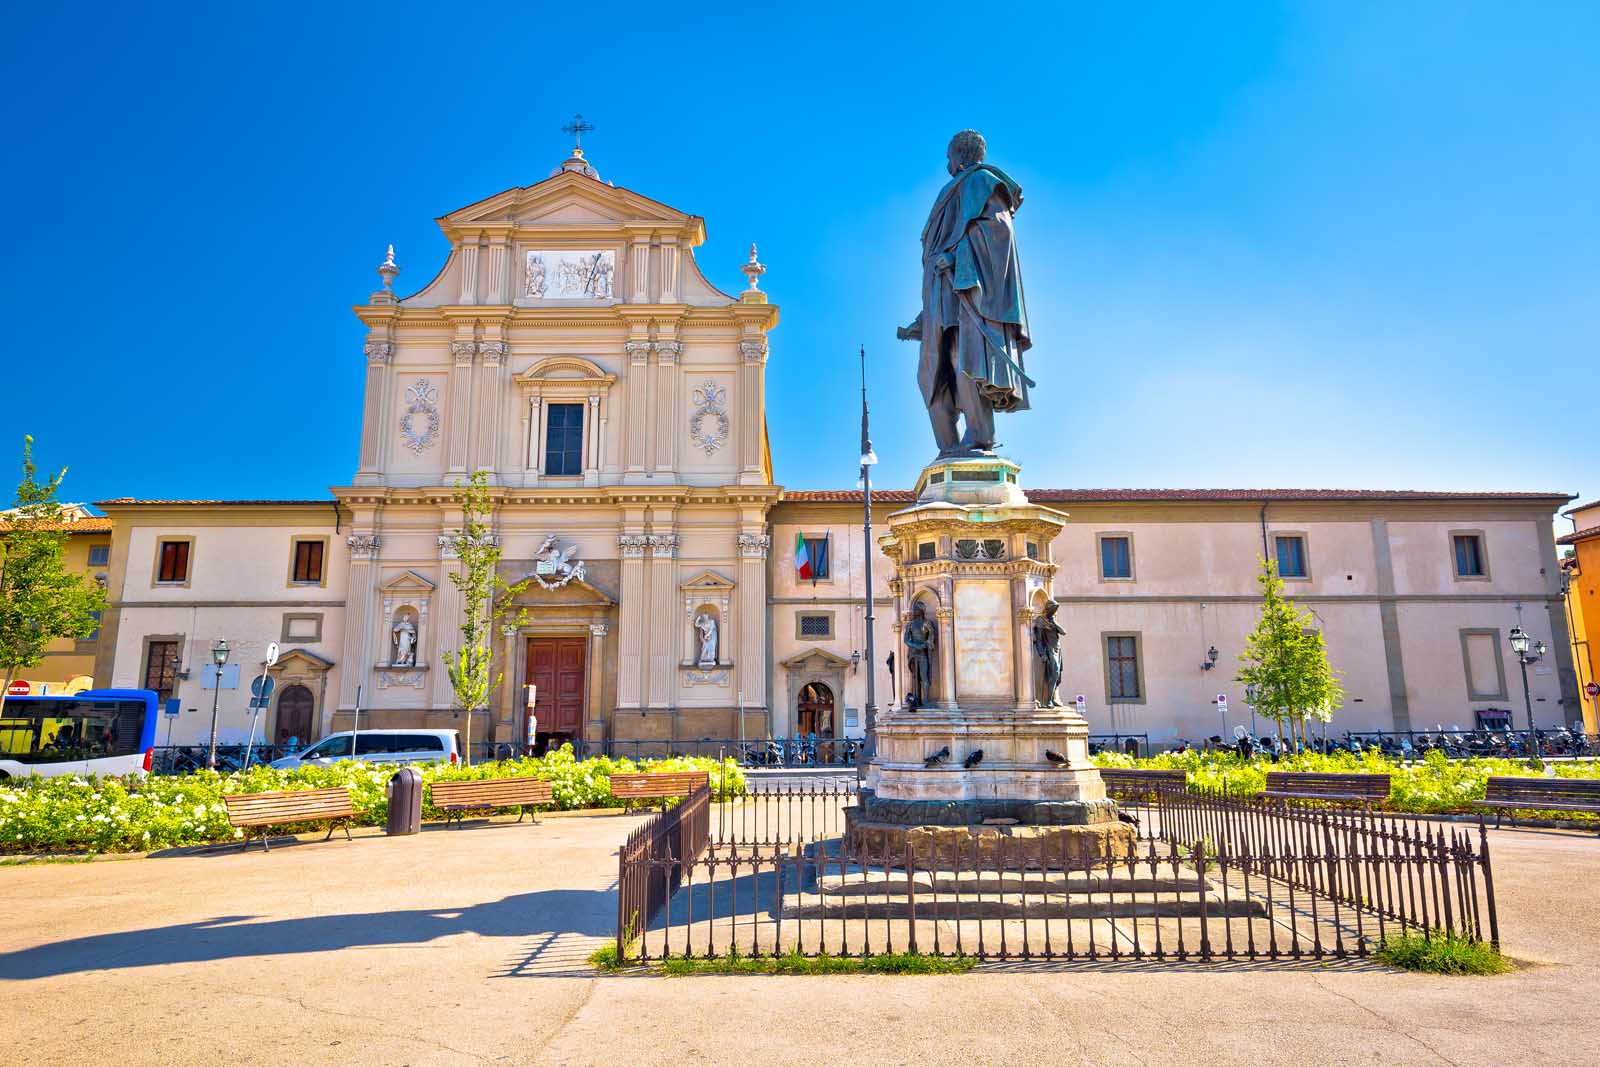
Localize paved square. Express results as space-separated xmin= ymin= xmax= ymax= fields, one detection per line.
xmin=3 ymin=813 xmax=1597 ymax=1066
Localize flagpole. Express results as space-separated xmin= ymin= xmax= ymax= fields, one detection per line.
xmin=859 ymin=345 xmax=878 ymax=761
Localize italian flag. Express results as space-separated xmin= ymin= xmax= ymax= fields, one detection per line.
xmin=795 ymin=532 xmax=813 ymax=580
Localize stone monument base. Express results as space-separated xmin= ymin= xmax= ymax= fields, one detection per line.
xmin=845 ymin=790 xmax=1137 ymax=867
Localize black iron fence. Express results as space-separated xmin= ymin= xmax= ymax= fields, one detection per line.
xmin=617 ymin=783 xmax=711 ymax=954
xmin=149 ymin=744 xmax=292 ymax=775
xmin=615 ymin=780 xmax=1499 ymax=964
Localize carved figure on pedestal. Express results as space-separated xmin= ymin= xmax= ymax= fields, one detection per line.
xmin=391 ymin=612 xmax=417 ymax=667
xmin=694 ymin=611 xmax=719 ymax=668
xmin=897 ymin=129 xmax=1033 ymax=458
xmin=1031 ymin=599 xmax=1064 ymax=708
xmin=903 ymin=602 xmax=938 ymax=709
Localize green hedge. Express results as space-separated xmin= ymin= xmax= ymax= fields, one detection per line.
xmin=0 ymin=744 xmax=744 ymax=854
xmin=1092 ymin=747 xmax=1600 ymax=815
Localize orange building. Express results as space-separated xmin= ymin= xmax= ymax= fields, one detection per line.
xmin=0 ymin=503 xmax=111 ymax=694
xmin=1559 ymin=498 xmax=1600 ymax=733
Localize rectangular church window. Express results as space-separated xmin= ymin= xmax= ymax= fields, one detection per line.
xmin=1106 ymin=635 xmax=1142 ymax=700
xmin=544 ymin=403 xmax=584 ymax=476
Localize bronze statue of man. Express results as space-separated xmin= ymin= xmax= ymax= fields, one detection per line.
xmin=897 ymin=129 xmax=1033 ymax=457
xmin=903 ymin=601 xmax=937 ymax=709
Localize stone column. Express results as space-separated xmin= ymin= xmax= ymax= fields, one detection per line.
xmin=586 ymin=622 xmax=609 ymax=742
xmin=472 ymin=340 xmax=506 ymax=480
xmin=446 ymin=338 xmax=476 ymax=475
xmin=356 ymin=341 xmax=392 ymax=481
xmin=647 ymin=532 xmax=679 ymax=714
xmin=658 ymin=238 xmax=680 ymax=303
xmin=653 ymin=339 xmax=681 ymax=476
xmin=629 ymin=236 xmax=651 ymax=303
xmin=936 ymin=607 xmax=957 ymax=709
xmin=616 ymin=532 xmax=649 ymax=714
xmin=623 ymin=338 xmax=652 ymax=479
xmin=340 ymin=533 xmax=381 ymax=712
xmin=738 ymin=337 xmax=767 ymax=481
xmin=458 ymin=239 xmax=480 ymax=304
xmin=736 ymin=531 xmax=771 ymax=728
xmin=1014 ymin=605 xmax=1038 ymax=709
xmin=433 ymin=533 xmax=464 ymax=711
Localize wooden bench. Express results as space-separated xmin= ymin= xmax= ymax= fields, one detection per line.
xmin=429 ymin=777 xmax=554 ymax=829
xmin=1261 ymin=771 xmax=1391 ymax=806
xmin=610 ymin=771 xmax=710 ymax=813
xmin=1098 ymin=767 xmax=1186 ymax=799
xmin=223 ymin=787 xmax=358 ymax=852
xmin=1474 ymin=776 xmax=1600 ymax=829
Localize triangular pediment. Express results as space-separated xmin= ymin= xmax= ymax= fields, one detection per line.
xmin=441 ymin=170 xmax=697 ymax=234
xmin=780 ymin=649 xmax=852 ymax=670
xmin=381 ymin=570 xmax=436 ymax=594
xmin=680 ymin=570 xmax=735 ymax=594
xmin=270 ymin=648 xmax=335 ymax=673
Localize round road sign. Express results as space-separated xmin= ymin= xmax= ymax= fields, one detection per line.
xmin=6 ymin=680 xmax=30 ymax=696
xmin=1586 ymin=681 xmax=1600 ymax=699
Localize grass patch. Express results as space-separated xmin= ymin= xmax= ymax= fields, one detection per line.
xmin=588 ymin=942 xmax=626 ymax=972
xmin=1376 ymin=934 xmax=1510 ymax=976
xmin=658 ymin=950 xmax=976 ymax=977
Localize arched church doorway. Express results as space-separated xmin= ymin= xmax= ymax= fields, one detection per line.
xmin=797 ymin=682 xmax=835 ymax=737
xmin=275 ymin=684 xmax=315 ymax=749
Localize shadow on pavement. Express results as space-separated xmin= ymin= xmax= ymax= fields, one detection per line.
xmin=0 ymin=889 xmax=614 ymax=979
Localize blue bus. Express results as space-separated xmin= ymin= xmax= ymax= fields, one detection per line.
xmin=0 ymin=688 xmax=159 ymax=778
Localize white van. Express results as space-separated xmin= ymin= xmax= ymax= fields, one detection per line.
xmin=269 ymin=729 xmax=461 ymax=769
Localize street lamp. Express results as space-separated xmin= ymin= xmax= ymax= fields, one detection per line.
xmin=1244 ymin=683 xmax=1259 ymax=737
xmin=206 ymin=638 xmax=230 ymax=770
xmin=1507 ymin=626 xmax=1545 ymax=758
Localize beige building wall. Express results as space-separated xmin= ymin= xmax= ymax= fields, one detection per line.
xmin=771 ymin=491 xmax=1576 ymax=744
xmin=94 ymin=502 xmax=348 ymax=747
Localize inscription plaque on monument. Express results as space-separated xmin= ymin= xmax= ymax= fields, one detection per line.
xmin=953 ymin=581 xmax=1013 ymax=702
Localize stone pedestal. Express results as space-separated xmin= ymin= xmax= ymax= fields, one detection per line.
xmin=859 ymin=455 xmax=1135 ymax=863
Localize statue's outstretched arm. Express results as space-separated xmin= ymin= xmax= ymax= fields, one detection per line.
xmin=896 ymin=311 xmax=923 ymax=341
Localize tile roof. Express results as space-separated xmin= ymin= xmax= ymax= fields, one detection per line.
xmin=1564 ymin=498 xmax=1600 ymax=517
xmin=781 ymin=488 xmax=1575 ymax=505
xmin=1558 ymin=527 xmax=1600 ymax=547
xmin=0 ymin=516 xmax=114 ymax=533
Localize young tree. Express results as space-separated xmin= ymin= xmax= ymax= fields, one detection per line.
xmin=441 ymin=472 xmax=530 ymax=764
xmin=0 ymin=437 xmax=108 ymax=713
xmin=1236 ymin=556 xmax=1344 ymax=748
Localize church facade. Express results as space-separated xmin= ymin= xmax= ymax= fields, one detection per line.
xmin=93 ymin=152 xmax=1582 ymax=751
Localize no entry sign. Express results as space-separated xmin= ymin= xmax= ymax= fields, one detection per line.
xmin=6 ymin=680 xmax=30 ymax=696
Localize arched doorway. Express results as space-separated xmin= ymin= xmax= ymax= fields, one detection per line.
xmin=275 ymin=685 xmax=315 ymax=749
xmin=797 ymin=682 xmax=835 ymax=737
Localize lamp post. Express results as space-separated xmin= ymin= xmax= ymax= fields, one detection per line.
xmin=206 ymin=638 xmax=230 ymax=770
xmin=1507 ymin=626 xmax=1547 ymax=758
xmin=858 ymin=346 xmax=879 ymax=761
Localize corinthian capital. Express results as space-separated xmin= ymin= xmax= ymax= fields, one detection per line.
xmin=618 ymin=534 xmax=650 ymax=559
xmin=364 ymin=341 xmax=393 ymax=365
xmin=648 ymin=533 xmax=680 ymax=559
xmin=739 ymin=338 xmax=768 ymax=363
xmin=346 ymin=533 xmax=382 ymax=559
xmin=451 ymin=340 xmax=477 ymax=366
xmin=654 ymin=340 xmax=682 ymax=363
xmin=477 ymin=340 xmax=507 ymax=365
xmin=624 ymin=339 xmax=653 ymax=364
xmin=737 ymin=532 xmax=771 ymax=559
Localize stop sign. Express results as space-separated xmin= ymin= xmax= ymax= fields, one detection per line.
xmin=1586 ymin=681 xmax=1600 ymax=699
xmin=6 ymin=680 xmax=30 ymax=696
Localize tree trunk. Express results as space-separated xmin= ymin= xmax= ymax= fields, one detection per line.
xmin=0 ymin=665 xmax=12 ymax=718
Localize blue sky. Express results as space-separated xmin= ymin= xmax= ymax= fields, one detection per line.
xmin=2 ymin=3 xmax=1594 ymax=514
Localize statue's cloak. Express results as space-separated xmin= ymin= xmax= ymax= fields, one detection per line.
xmin=917 ymin=162 xmax=1033 ymax=413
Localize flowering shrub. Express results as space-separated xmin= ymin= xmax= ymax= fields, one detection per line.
xmin=0 ymin=745 xmax=744 ymax=854
xmin=1093 ymin=747 xmax=1600 ymax=815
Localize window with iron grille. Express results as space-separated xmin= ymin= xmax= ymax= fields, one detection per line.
xmin=1106 ymin=635 xmax=1141 ymax=700
xmin=144 ymin=640 xmax=180 ymax=704
xmin=156 ymin=541 xmax=189 ymax=583
xmin=798 ymin=613 xmax=833 ymax=639
xmin=291 ymin=539 xmax=324 ymax=583
xmin=544 ymin=403 xmax=584 ymax=476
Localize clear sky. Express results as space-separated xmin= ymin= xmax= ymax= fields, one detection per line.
xmin=2 ymin=3 xmax=1594 ymax=516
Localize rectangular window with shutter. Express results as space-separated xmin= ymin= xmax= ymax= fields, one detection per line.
xmin=156 ymin=541 xmax=190 ymax=584
xmin=1099 ymin=534 xmax=1133 ymax=580
xmin=291 ymin=539 xmax=325 ymax=584
xmin=1274 ymin=535 xmax=1308 ymax=579
xmin=1452 ymin=533 xmax=1487 ymax=578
